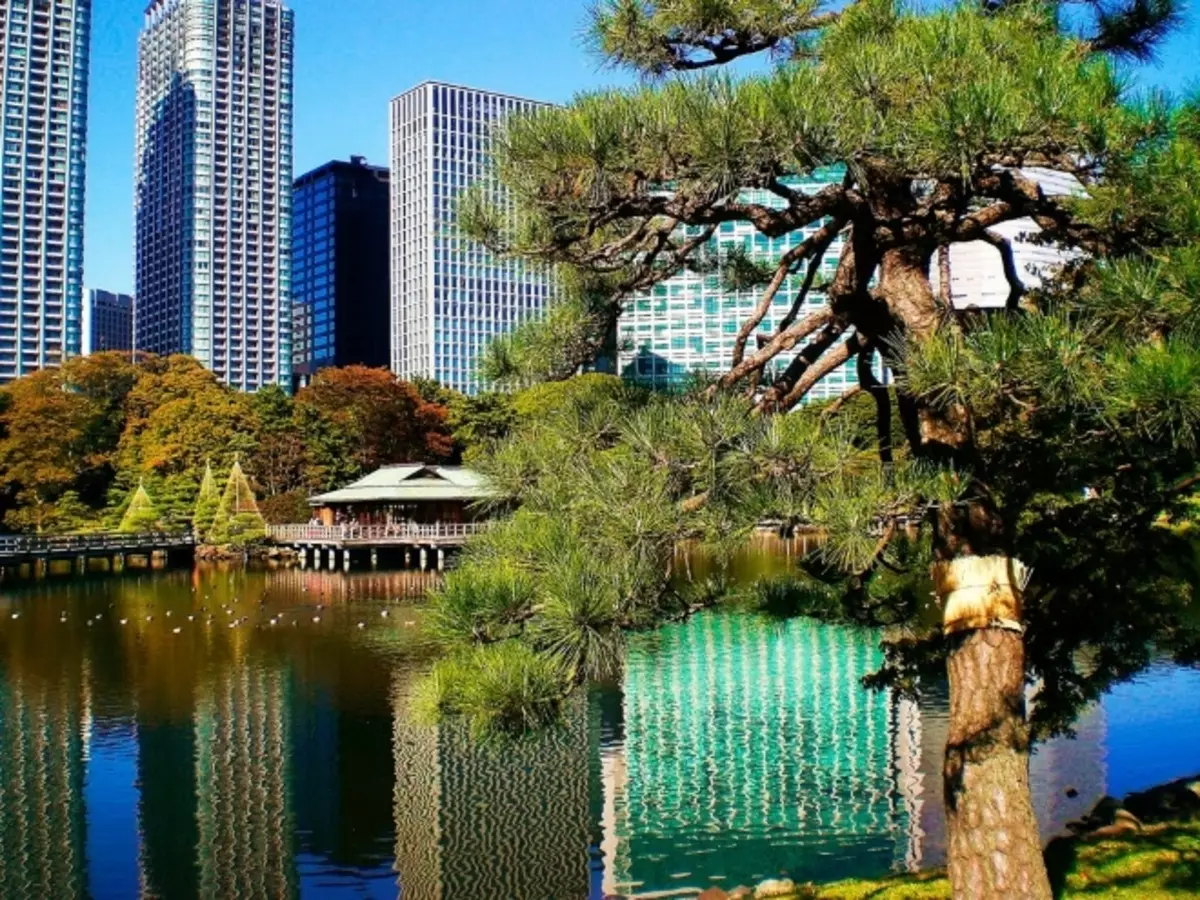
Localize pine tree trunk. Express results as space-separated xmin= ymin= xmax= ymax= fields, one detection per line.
xmin=876 ymin=246 xmax=1052 ymax=898
xmin=936 ymin=557 xmax=1052 ymax=900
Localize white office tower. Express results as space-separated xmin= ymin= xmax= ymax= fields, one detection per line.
xmin=0 ymin=0 xmax=91 ymax=382
xmin=389 ymin=82 xmax=554 ymax=394
xmin=135 ymin=0 xmax=294 ymax=390
xmin=937 ymin=168 xmax=1082 ymax=308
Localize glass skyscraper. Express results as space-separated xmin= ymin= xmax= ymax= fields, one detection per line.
xmin=389 ymin=82 xmax=554 ymax=395
xmin=0 ymin=0 xmax=90 ymax=383
xmin=135 ymin=0 xmax=294 ymax=391
xmin=87 ymin=288 xmax=133 ymax=354
xmin=292 ymin=156 xmax=390 ymax=388
xmin=617 ymin=169 xmax=869 ymax=400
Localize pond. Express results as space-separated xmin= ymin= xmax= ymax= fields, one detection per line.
xmin=0 ymin=564 xmax=1198 ymax=899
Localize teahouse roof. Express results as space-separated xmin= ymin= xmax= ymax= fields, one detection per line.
xmin=309 ymin=465 xmax=493 ymax=506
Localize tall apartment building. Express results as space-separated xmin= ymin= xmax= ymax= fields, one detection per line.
xmin=617 ymin=169 xmax=867 ymax=400
xmin=86 ymin=288 xmax=133 ymax=354
xmin=135 ymin=0 xmax=294 ymax=391
xmin=292 ymin=156 xmax=390 ymax=388
xmin=390 ymin=82 xmax=554 ymax=395
xmin=0 ymin=0 xmax=90 ymax=383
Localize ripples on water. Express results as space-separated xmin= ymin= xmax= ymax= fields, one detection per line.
xmin=0 ymin=565 xmax=1197 ymax=899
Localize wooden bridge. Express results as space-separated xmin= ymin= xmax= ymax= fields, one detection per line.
xmin=268 ymin=523 xmax=487 ymax=570
xmin=0 ymin=532 xmax=195 ymax=576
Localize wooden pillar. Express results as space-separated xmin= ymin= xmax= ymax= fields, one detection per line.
xmin=327 ymin=547 xmax=336 ymax=571
xmin=342 ymin=549 xmax=351 ymax=572
xmin=370 ymin=548 xmax=378 ymax=570
xmin=34 ymin=557 xmax=48 ymax=579
xmin=113 ymin=554 xmax=125 ymax=573
xmin=419 ymin=547 xmax=428 ymax=571
xmin=75 ymin=554 xmax=87 ymax=575
xmin=299 ymin=546 xmax=308 ymax=568
xmin=436 ymin=547 xmax=444 ymax=571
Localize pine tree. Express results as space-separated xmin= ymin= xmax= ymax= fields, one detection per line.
xmin=207 ymin=460 xmax=267 ymax=547
xmin=193 ymin=462 xmax=220 ymax=539
xmin=118 ymin=482 xmax=160 ymax=534
xmin=450 ymin=2 xmax=1200 ymax=897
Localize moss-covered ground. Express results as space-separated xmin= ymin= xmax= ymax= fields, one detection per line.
xmin=807 ymin=820 xmax=1200 ymax=899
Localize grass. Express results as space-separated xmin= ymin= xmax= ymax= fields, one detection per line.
xmin=801 ymin=820 xmax=1200 ymax=899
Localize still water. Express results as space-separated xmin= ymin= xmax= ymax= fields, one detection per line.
xmin=0 ymin=564 xmax=1198 ymax=899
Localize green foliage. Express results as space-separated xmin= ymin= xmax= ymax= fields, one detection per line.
xmin=426 ymin=563 xmax=537 ymax=646
xmin=414 ymin=642 xmax=569 ymax=737
xmin=192 ymin=463 xmax=220 ymax=537
xmin=206 ymin=461 xmax=267 ymax=547
xmin=446 ymin=392 xmax=518 ymax=460
xmin=257 ymin=489 xmax=312 ymax=526
xmin=118 ymin=483 xmax=160 ymax=534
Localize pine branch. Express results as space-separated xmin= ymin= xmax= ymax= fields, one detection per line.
xmin=730 ymin=216 xmax=845 ymax=367
xmin=779 ymin=331 xmax=866 ymax=410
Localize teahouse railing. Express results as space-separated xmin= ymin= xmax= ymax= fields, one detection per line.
xmin=268 ymin=522 xmax=489 ymax=544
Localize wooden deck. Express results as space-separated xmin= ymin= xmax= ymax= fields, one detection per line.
xmin=268 ymin=522 xmax=487 ymax=549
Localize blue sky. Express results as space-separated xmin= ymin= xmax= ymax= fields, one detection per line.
xmin=85 ymin=0 xmax=1200 ymax=295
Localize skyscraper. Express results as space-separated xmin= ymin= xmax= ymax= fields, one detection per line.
xmin=135 ymin=0 xmax=294 ymax=391
xmin=292 ymin=156 xmax=390 ymax=388
xmin=389 ymin=82 xmax=554 ymax=395
xmin=87 ymin=288 xmax=133 ymax=354
xmin=0 ymin=0 xmax=91 ymax=383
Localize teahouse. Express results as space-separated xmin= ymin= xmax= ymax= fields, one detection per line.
xmin=308 ymin=465 xmax=492 ymax=527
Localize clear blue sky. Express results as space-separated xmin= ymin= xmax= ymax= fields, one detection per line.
xmin=84 ymin=0 xmax=1200 ymax=295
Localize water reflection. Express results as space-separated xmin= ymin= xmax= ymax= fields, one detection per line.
xmin=0 ymin=566 xmax=1196 ymax=899
xmin=0 ymin=666 xmax=88 ymax=899
xmin=393 ymin=683 xmax=596 ymax=900
xmin=601 ymin=616 xmax=914 ymax=893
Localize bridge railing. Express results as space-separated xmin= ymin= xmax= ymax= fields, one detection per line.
xmin=0 ymin=532 xmax=195 ymax=558
xmin=268 ymin=522 xmax=489 ymax=544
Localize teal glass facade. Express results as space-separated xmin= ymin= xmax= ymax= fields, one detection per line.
xmin=0 ymin=0 xmax=90 ymax=382
xmin=617 ymin=170 xmax=876 ymax=399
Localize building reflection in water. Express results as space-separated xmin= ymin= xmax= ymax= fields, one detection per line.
xmin=0 ymin=666 xmax=89 ymax=900
xmin=194 ymin=666 xmax=297 ymax=898
xmin=391 ymin=676 xmax=597 ymax=900
xmin=0 ymin=567 xmax=1153 ymax=900
xmin=598 ymin=614 xmax=918 ymax=894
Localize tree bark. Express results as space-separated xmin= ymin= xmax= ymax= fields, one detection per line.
xmin=872 ymin=218 xmax=1051 ymax=900
xmin=944 ymin=624 xmax=1051 ymax=900
xmin=934 ymin=554 xmax=1052 ymax=900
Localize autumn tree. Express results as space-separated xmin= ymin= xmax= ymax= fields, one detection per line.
xmin=294 ymin=366 xmax=454 ymax=490
xmin=0 ymin=353 xmax=140 ymax=532
xmin=117 ymin=355 xmax=259 ymax=485
xmin=449 ymin=1 xmax=1200 ymax=897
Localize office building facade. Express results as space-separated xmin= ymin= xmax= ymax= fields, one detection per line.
xmin=617 ymin=170 xmax=865 ymax=400
xmin=87 ymin=288 xmax=133 ymax=353
xmin=0 ymin=0 xmax=90 ymax=383
xmin=389 ymin=82 xmax=554 ymax=394
xmin=935 ymin=167 xmax=1080 ymax=309
xmin=135 ymin=0 xmax=294 ymax=391
xmin=292 ymin=156 xmax=389 ymax=387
